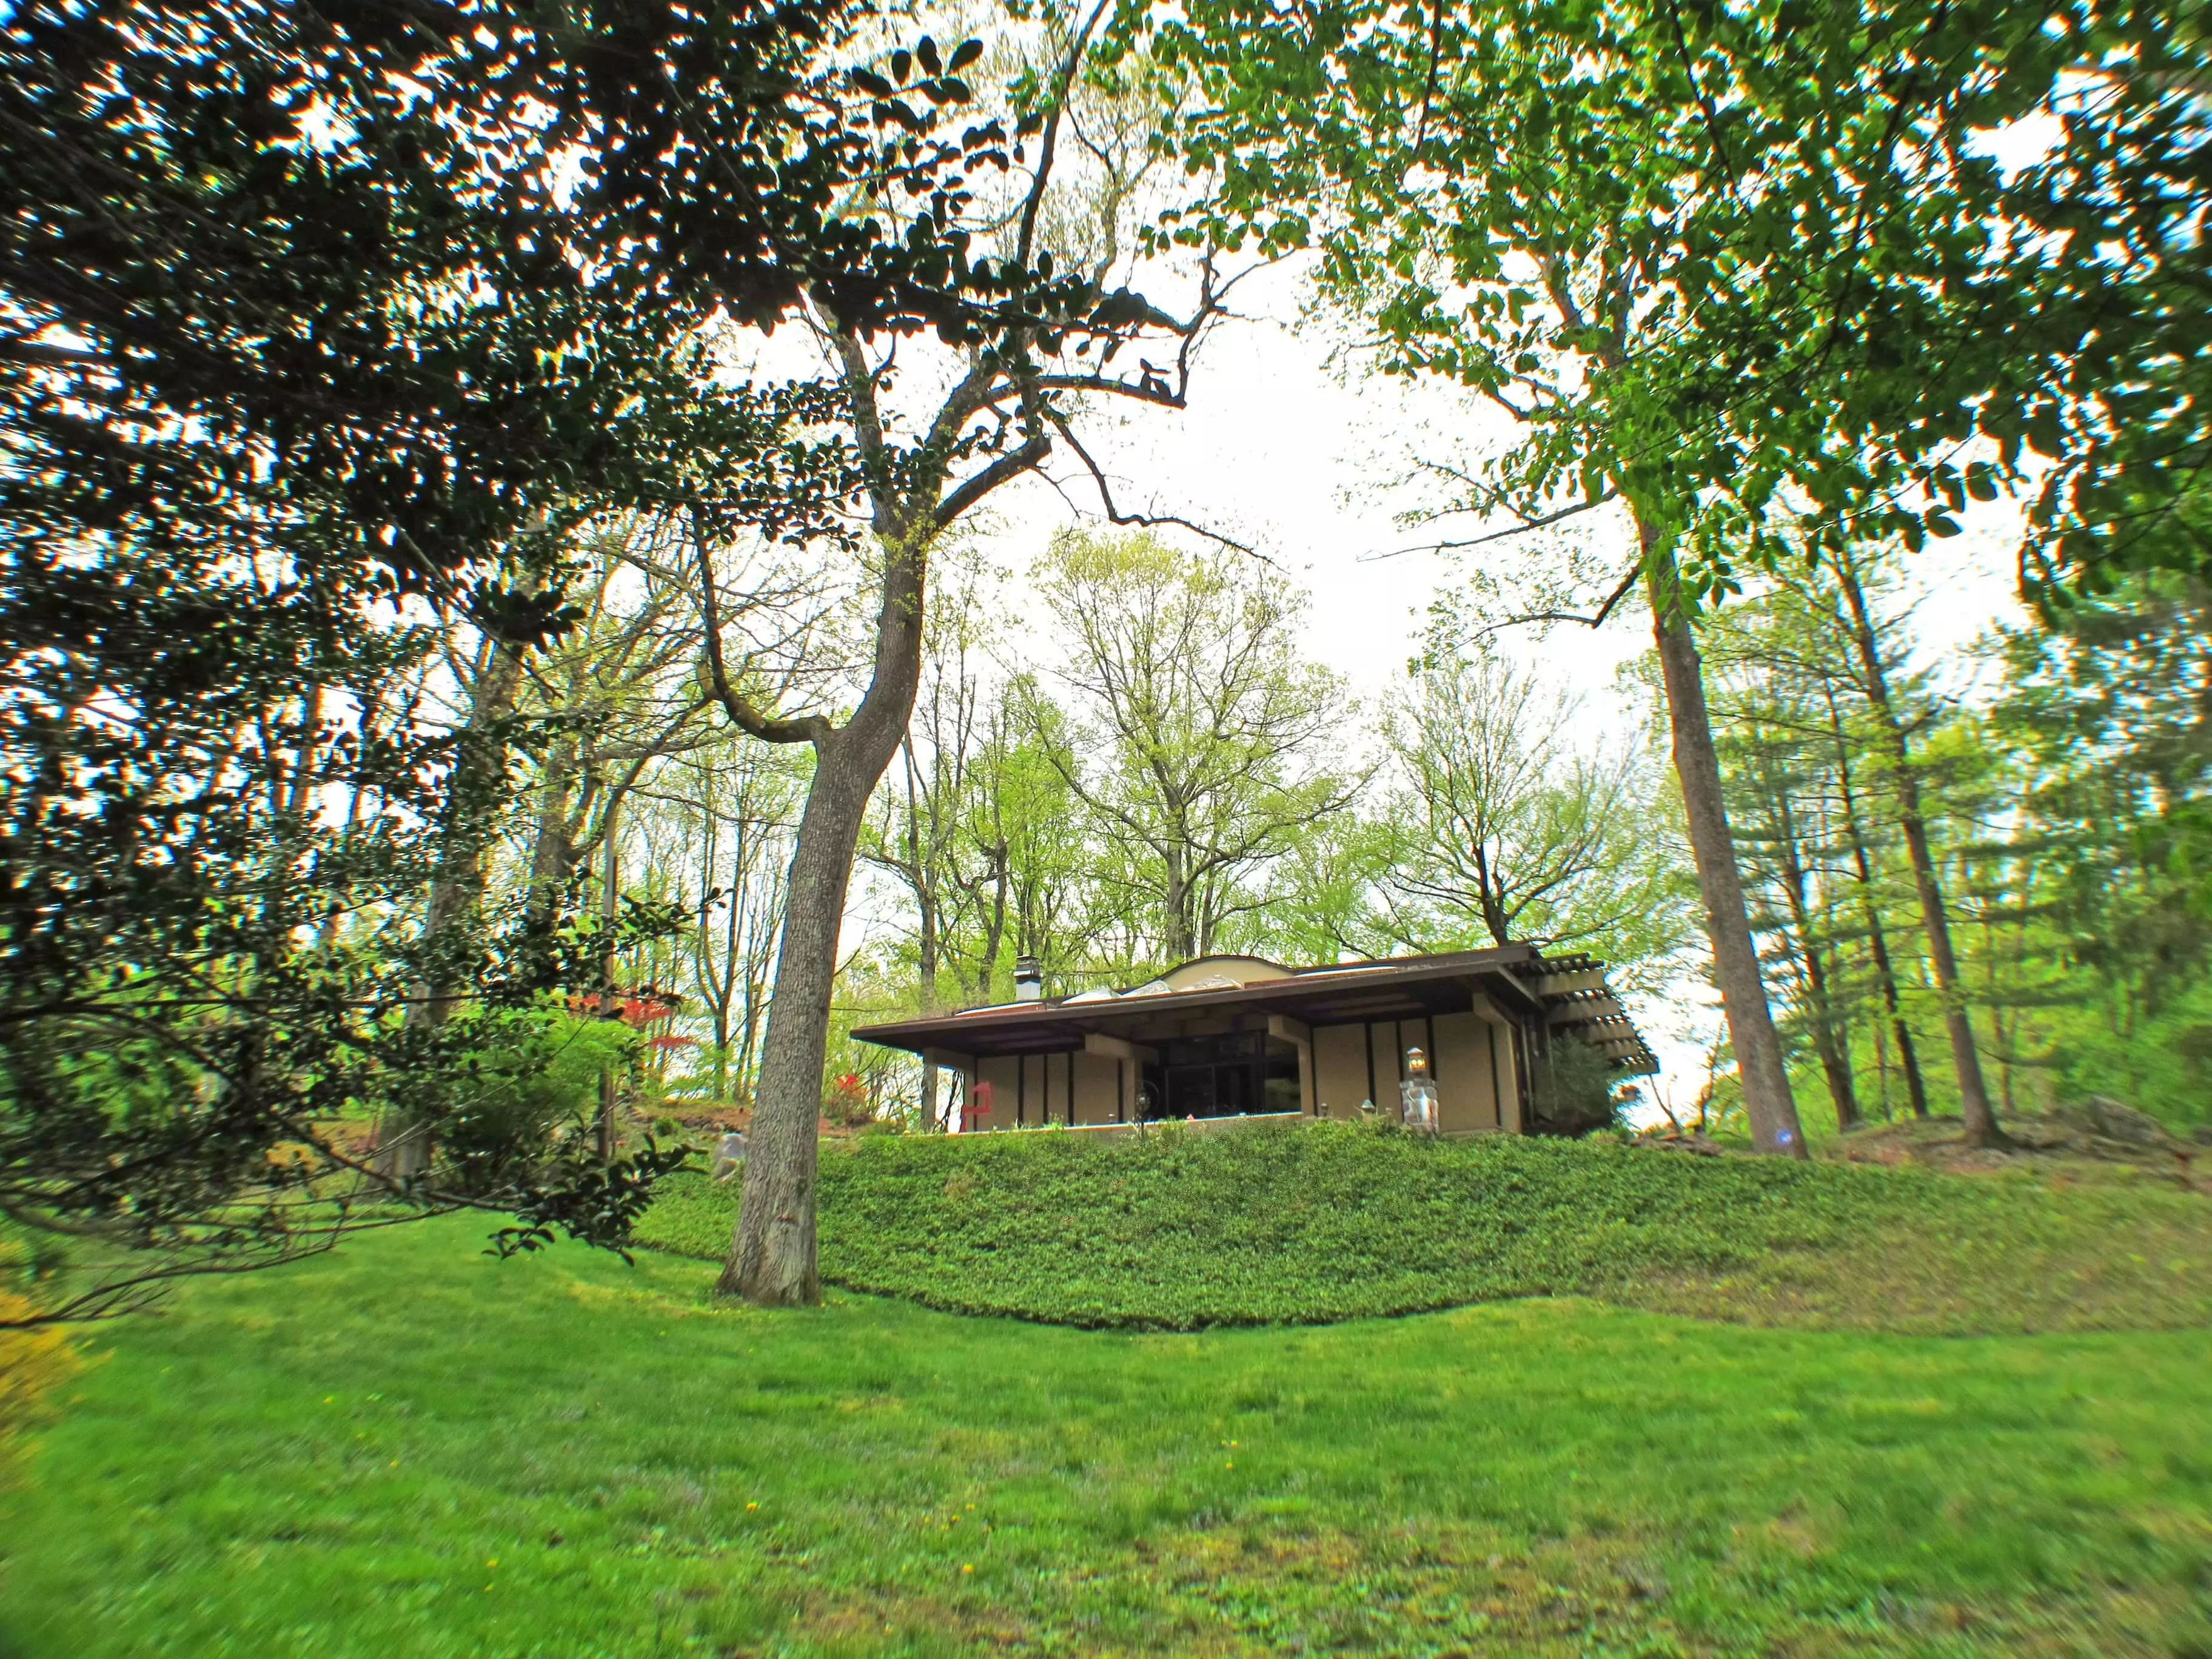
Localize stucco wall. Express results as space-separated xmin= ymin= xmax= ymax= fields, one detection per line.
xmin=1072 ymin=1051 xmax=1123 ymax=1124
xmin=973 ymin=1053 xmax=1017 ymax=1130
xmin=1312 ymin=1022 xmax=1369 ymax=1116
xmin=1432 ymin=1010 xmax=1502 ymax=1133
xmin=1309 ymin=1013 xmax=1517 ymax=1133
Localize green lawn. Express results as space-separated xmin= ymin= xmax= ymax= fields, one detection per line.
xmin=4 ymin=1212 xmax=2210 ymax=1657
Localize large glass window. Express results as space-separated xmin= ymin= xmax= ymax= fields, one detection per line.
xmin=1146 ymin=1033 xmax=1301 ymax=1119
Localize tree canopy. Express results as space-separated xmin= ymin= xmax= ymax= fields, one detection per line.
xmin=1143 ymin=0 xmax=2211 ymax=596
xmin=0 ymin=0 xmax=1103 ymax=1316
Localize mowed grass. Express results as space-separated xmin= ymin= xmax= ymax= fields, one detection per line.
xmin=643 ymin=1122 xmax=2212 ymax=1333
xmin=4 ymin=1214 xmax=2211 ymax=1657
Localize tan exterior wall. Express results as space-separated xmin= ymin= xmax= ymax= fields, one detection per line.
xmin=1312 ymin=1022 xmax=1368 ymax=1116
xmin=1432 ymin=1010 xmax=1501 ymax=1133
xmin=1381 ymin=1020 xmax=1412 ymax=1094
xmin=1307 ymin=1013 xmax=1527 ymax=1131
xmin=1072 ymin=1051 xmax=1122 ymax=1124
xmin=1469 ymin=994 xmax=1524 ymax=1132
xmin=1315 ymin=1019 xmax=1433 ymax=1116
xmin=974 ymin=1054 xmax=1018 ymax=1130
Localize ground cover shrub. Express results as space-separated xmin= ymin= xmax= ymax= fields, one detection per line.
xmin=634 ymin=1119 xmax=2212 ymax=1333
xmin=441 ymin=1007 xmax=636 ymax=1194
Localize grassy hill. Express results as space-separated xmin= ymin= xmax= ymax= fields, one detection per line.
xmin=637 ymin=1119 xmax=2212 ymax=1335
xmin=5 ymin=1132 xmax=2210 ymax=1655
xmin=5 ymin=1215 xmax=2211 ymax=1657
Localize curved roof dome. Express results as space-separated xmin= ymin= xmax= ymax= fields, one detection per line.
xmin=1151 ymin=954 xmax=1295 ymax=992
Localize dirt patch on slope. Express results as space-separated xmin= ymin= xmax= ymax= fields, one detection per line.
xmin=1827 ymin=1099 xmax=2211 ymax=1192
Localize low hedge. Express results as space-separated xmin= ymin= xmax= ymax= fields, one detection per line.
xmin=634 ymin=1119 xmax=2212 ymax=1332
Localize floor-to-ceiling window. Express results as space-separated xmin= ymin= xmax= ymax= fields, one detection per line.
xmin=1147 ymin=1032 xmax=1302 ymax=1119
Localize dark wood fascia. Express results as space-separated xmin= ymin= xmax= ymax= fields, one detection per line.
xmin=856 ymin=951 xmax=1561 ymax=1057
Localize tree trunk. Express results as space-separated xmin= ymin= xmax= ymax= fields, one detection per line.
xmin=1163 ymin=845 xmax=1195 ymax=962
xmin=375 ymin=634 xmax=529 ymax=1181
xmin=526 ymin=733 xmax=580 ymax=930
xmin=1643 ymin=531 xmax=1806 ymax=1156
xmin=1832 ymin=557 xmax=2001 ymax=1147
xmin=1894 ymin=803 xmax=1999 ymax=1142
xmin=1826 ymin=693 xmax=1930 ymax=1117
xmin=718 ymin=515 xmax=931 ymax=1304
xmin=698 ymin=797 xmax=736 ymax=1104
xmin=1472 ymin=843 xmax=1511 ymax=946
xmin=526 ymin=656 xmax=589 ymax=928
xmin=917 ymin=911 xmax=942 ymax=1128
xmin=595 ymin=793 xmax=620 ymax=1164
xmin=717 ymin=723 xmax=899 ymax=1302
xmin=1773 ymin=821 xmax=1861 ymax=1130
xmin=978 ymin=842 xmax=1010 ymax=1001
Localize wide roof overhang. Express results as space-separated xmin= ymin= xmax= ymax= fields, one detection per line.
xmin=855 ymin=945 xmax=1578 ymax=1061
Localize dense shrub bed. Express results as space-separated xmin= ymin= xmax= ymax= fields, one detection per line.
xmin=635 ymin=1120 xmax=2212 ymax=1332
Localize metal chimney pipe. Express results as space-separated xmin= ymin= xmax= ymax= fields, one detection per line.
xmin=1014 ymin=954 xmax=1043 ymax=1002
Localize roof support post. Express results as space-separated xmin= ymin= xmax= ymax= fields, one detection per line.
xmin=1469 ymin=993 xmax=1524 ymax=1134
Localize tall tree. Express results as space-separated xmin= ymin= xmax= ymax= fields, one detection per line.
xmin=0 ymin=0 xmax=1039 ymax=1314
xmin=697 ymin=15 xmax=1243 ymax=1305
xmin=1144 ymin=0 xmax=2211 ymax=1141
xmin=1701 ymin=569 xmax=1978 ymax=1130
xmin=1825 ymin=550 xmax=2003 ymax=1147
xmin=1034 ymin=529 xmax=1355 ymax=963
xmin=1149 ymin=0 xmax=1812 ymax=1150
xmin=1991 ymin=574 xmax=2212 ymax=1114
xmin=380 ymin=525 xmax=717 ymax=1178
xmin=1822 ymin=686 xmax=1932 ymax=1120
xmin=1378 ymin=648 xmax=1694 ymax=996
xmin=1712 ymin=702 xmax=1865 ymax=1133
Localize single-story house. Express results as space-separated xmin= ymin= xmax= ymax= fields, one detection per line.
xmin=851 ymin=945 xmax=1657 ymax=1136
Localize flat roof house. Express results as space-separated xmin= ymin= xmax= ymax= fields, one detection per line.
xmin=852 ymin=945 xmax=1657 ymax=1136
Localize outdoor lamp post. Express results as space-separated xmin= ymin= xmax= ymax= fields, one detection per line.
xmin=1401 ymin=1048 xmax=1439 ymax=1135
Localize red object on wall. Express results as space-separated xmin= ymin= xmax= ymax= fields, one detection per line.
xmin=964 ymin=1080 xmax=994 ymax=1133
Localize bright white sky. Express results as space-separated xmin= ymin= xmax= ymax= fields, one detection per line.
xmin=894 ymin=257 xmax=2031 ymax=1120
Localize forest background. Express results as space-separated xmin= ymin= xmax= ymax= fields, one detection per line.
xmin=595 ymin=487 xmax=2212 ymax=1142
xmin=8 ymin=0 xmax=2209 ymax=1325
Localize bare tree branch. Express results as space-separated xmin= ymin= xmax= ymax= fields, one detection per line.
xmin=694 ymin=533 xmax=836 ymax=746
xmin=1362 ymin=490 xmax=1620 ymax=561
xmin=1047 ymin=412 xmax=1260 ymax=557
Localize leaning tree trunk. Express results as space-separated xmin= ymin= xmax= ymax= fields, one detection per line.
xmin=716 ymin=720 xmax=907 ymax=1302
xmin=717 ymin=521 xmax=931 ymax=1305
xmin=1890 ymin=785 xmax=1999 ymax=1142
xmin=1775 ymin=828 xmax=1861 ymax=1131
xmin=1833 ymin=558 xmax=2002 ymax=1148
xmin=1642 ymin=530 xmax=1807 ymax=1157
